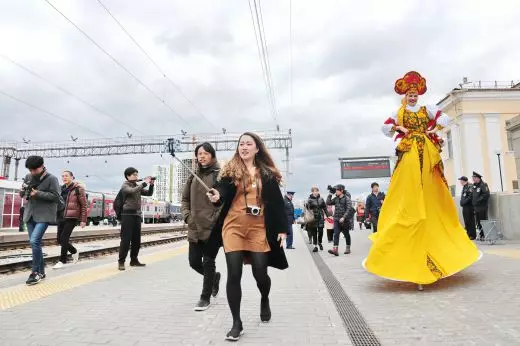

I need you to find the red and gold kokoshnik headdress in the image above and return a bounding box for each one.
[394,71,427,95]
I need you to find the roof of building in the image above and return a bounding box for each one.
[437,80,520,107]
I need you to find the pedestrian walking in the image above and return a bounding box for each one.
[306,186,328,252]
[181,142,222,311]
[207,132,288,341]
[53,171,87,269]
[20,156,60,285]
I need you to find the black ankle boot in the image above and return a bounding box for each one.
[260,297,271,322]
[130,260,146,267]
[225,320,243,341]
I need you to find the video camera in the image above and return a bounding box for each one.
[327,185,336,194]
[21,181,37,201]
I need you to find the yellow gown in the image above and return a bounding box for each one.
[364,105,480,285]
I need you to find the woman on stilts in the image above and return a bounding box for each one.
[363,71,481,291]
[207,132,288,341]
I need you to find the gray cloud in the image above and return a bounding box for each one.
[157,27,234,56]
[1,0,520,201]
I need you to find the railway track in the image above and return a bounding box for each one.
[0,232,187,274]
[0,226,184,251]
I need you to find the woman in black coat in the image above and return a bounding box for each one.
[306,187,328,252]
[207,132,288,341]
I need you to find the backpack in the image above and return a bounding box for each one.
[113,189,124,221]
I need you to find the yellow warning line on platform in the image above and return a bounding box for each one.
[483,248,520,260]
[0,245,188,311]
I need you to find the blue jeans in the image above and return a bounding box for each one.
[27,220,49,274]
[286,222,294,248]
[333,220,350,247]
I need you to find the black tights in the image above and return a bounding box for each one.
[225,251,271,324]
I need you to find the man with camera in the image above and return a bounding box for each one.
[326,184,354,256]
[118,167,155,271]
[20,156,61,285]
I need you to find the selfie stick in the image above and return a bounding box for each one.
[166,138,212,193]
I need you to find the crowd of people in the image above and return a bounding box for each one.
[18,70,488,341]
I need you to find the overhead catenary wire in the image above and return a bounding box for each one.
[0,89,107,138]
[95,0,218,131]
[256,0,278,118]
[0,54,146,136]
[248,0,278,123]
[43,0,190,128]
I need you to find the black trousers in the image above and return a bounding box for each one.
[475,210,488,238]
[309,226,324,246]
[462,207,476,239]
[371,215,379,233]
[333,220,351,246]
[326,228,334,242]
[119,214,142,263]
[189,240,218,301]
[57,219,78,263]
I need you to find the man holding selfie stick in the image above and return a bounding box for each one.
[118,167,155,271]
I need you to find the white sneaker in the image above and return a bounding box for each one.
[72,252,80,264]
[53,261,65,269]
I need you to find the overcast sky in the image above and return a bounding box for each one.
[1,0,520,204]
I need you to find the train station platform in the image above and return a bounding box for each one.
[1,227,520,345]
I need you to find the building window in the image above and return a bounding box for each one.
[446,130,453,159]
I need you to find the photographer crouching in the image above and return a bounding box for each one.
[118,167,155,271]
[326,184,355,256]
[20,156,61,285]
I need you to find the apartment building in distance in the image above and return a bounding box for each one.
[438,80,520,195]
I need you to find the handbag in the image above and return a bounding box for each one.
[303,206,315,224]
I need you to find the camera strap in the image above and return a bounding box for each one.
[242,176,261,209]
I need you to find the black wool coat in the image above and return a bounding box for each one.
[206,172,289,270]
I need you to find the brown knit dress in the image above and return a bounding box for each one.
[222,178,271,253]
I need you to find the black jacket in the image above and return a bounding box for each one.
[460,184,474,209]
[284,196,295,223]
[307,194,328,228]
[364,192,385,218]
[207,173,289,270]
[472,181,490,212]
[326,193,353,221]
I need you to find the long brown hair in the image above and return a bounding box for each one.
[220,132,282,184]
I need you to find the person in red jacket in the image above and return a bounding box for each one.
[53,171,87,269]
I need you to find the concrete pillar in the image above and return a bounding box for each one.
[484,113,502,192]
[450,123,463,195]
[14,158,20,181]
[1,155,11,179]
[461,114,484,181]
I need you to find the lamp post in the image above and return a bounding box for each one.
[495,149,504,192]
